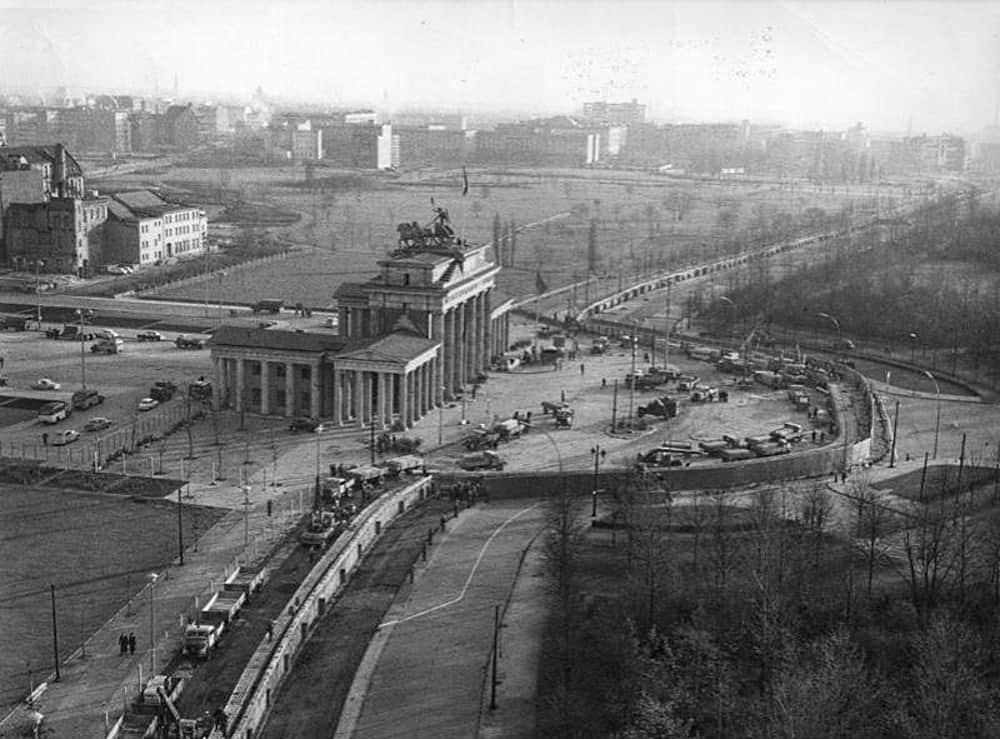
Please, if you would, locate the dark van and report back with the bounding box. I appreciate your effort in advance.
[252,299,284,314]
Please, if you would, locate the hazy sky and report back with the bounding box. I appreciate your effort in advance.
[2,0,999,134]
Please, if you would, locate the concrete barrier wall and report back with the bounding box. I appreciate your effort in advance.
[219,476,433,739]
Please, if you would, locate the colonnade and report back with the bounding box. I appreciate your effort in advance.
[439,288,493,399]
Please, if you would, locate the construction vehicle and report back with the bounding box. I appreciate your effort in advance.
[348,464,387,490]
[386,454,424,477]
[554,406,575,428]
[720,448,755,462]
[183,588,245,658]
[299,510,343,549]
[222,566,265,599]
[149,381,176,403]
[637,396,678,419]
[459,450,504,471]
[464,428,502,451]
[698,439,730,456]
[494,418,525,441]
[753,441,791,457]
[676,375,699,392]
[541,399,569,415]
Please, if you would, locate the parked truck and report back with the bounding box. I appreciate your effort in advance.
[183,589,245,658]
[222,566,265,599]
[386,455,424,477]
[299,510,343,549]
[637,396,678,419]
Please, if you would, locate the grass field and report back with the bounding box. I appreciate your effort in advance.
[0,485,223,710]
[92,165,895,308]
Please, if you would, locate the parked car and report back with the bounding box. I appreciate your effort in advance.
[72,388,104,410]
[106,265,130,275]
[51,429,80,446]
[137,330,163,342]
[289,417,324,432]
[32,378,61,390]
[84,417,113,432]
[137,397,159,412]
[91,338,123,354]
[175,335,205,349]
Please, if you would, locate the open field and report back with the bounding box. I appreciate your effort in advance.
[0,484,223,709]
[91,165,904,307]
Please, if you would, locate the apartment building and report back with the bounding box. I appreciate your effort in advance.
[104,190,207,267]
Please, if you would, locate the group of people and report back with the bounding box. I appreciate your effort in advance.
[118,631,136,655]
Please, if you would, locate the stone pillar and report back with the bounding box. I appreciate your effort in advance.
[433,312,445,405]
[408,372,417,427]
[457,301,467,389]
[446,308,456,397]
[285,362,295,417]
[484,288,493,366]
[400,369,410,428]
[352,371,362,423]
[235,358,245,414]
[417,362,425,416]
[475,292,484,373]
[212,356,223,411]
[260,360,270,415]
[333,369,343,425]
[310,362,320,419]
[378,372,388,428]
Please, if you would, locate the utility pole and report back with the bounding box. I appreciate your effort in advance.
[611,378,618,432]
[663,281,672,368]
[889,399,900,468]
[626,334,637,430]
[177,484,184,566]
[50,584,60,682]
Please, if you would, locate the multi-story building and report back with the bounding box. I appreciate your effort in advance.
[322,123,379,167]
[476,117,602,167]
[582,99,646,126]
[5,195,108,275]
[0,143,85,263]
[209,209,513,426]
[161,104,201,150]
[377,123,400,169]
[291,124,322,161]
[104,190,207,267]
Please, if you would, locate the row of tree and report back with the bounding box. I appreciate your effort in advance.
[539,459,1000,738]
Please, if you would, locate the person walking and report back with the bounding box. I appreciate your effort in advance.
[128,632,136,655]
[119,633,127,655]
[580,363,585,376]
[41,433,48,446]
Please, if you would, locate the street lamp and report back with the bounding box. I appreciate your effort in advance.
[147,573,158,674]
[590,445,606,521]
[909,332,919,364]
[35,259,45,326]
[923,370,941,459]
[315,425,323,507]
[438,386,446,446]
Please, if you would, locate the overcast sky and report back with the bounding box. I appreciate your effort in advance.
[1,0,998,134]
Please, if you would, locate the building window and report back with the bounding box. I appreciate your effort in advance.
[300,366,310,380]
[276,389,285,407]
[251,387,261,404]
[251,363,261,376]
[275,365,286,378]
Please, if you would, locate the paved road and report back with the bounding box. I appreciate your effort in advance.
[339,500,545,739]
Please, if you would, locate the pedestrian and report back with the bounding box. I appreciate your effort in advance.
[266,622,274,641]
[119,633,127,655]
[526,411,532,424]
[0,356,4,369]
[580,363,585,376]
[644,352,650,363]
[601,377,607,388]
[41,433,48,446]
[128,632,136,655]
[811,430,817,443]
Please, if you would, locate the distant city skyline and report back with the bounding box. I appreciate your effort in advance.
[1,0,998,135]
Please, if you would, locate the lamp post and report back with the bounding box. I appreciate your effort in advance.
[923,370,941,459]
[626,330,638,430]
[314,425,323,508]
[35,259,45,326]
[438,386,446,446]
[147,573,158,674]
[590,445,606,521]
[909,332,918,364]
